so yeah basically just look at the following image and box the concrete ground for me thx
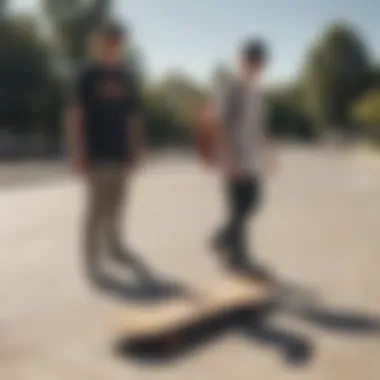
[1,146,380,379]
[0,160,67,190]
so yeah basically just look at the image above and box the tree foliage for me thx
[300,23,371,128]
[210,62,234,95]
[145,71,207,145]
[267,84,315,139]
[0,0,8,16]
[43,0,112,67]
[352,89,380,126]
[0,15,56,133]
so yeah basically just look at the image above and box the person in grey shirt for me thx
[212,39,274,277]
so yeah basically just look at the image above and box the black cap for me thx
[241,38,268,66]
[97,20,127,40]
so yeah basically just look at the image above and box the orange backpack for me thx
[194,102,221,165]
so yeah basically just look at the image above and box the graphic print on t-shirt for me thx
[95,78,126,101]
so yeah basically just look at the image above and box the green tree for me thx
[300,22,371,129]
[43,0,112,67]
[0,15,56,134]
[352,88,380,139]
[125,43,145,86]
[267,83,315,139]
[144,71,207,145]
[0,0,8,15]
[210,62,234,94]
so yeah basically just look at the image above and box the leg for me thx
[104,167,156,282]
[225,177,257,267]
[83,169,108,283]
[213,177,261,268]
[103,166,127,256]
[225,178,275,279]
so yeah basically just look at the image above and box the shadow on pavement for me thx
[113,279,380,366]
[94,273,188,303]
[115,307,313,367]
[278,282,380,334]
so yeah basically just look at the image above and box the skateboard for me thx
[112,275,278,353]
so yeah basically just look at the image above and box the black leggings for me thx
[221,176,262,256]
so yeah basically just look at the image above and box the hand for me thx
[127,149,146,171]
[70,156,88,176]
[223,159,244,180]
[229,167,245,180]
[263,150,279,177]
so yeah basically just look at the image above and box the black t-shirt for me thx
[70,63,141,163]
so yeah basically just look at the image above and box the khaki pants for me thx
[84,164,127,276]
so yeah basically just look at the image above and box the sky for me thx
[11,0,380,85]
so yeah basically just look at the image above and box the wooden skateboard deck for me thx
[112,275,277,350]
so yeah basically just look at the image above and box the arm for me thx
[256,94,277,177]
[129,112,145,165]
[214,82,241,177]
[65,104,86,173]
[64,71,87,175]
[127,77,145,167]
[262,133,278,177]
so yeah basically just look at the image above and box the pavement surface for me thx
[0,160,67,190]
[1,146,380,379]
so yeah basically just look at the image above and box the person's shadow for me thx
[88,248,191,303]
[238,283,380,365]
[94,255,380,366]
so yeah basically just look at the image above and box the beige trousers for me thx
[84,165,127,270]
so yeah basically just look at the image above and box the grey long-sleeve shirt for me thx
[216,78,266,175]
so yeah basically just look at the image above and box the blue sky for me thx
[12,0,380,84]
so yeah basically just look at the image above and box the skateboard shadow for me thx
[115,303,313,366]
[115,281,380,366]
[115,307,277,363]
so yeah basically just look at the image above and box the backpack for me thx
[194,101,221,165]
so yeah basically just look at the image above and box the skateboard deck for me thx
[112,275,277,349]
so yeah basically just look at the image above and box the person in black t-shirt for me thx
[65,22,147,284]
